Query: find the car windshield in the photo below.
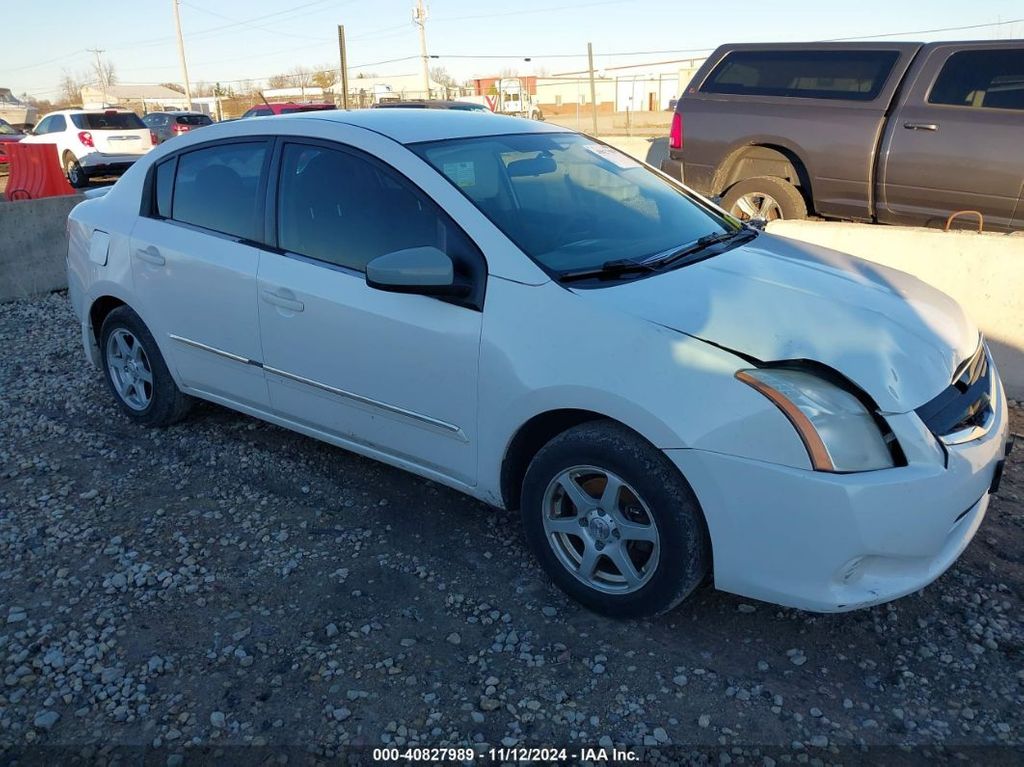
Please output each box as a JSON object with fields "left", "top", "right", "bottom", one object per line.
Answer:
{"left": 0, "top": 119, "right": 18, "bottom": 135}
{"left": 412, "top": 133, "right": 735, "bottom": 275}
{"left": 71, "top": 112, "right": 146, "bottom": 130}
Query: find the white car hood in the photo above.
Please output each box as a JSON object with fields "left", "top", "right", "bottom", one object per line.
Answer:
{"left": 574, "top": 233, "right": 977, "bottom": 413}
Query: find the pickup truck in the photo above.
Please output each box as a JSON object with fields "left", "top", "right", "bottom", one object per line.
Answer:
{"left": 661, "top": 41, "right": 1024, "bottom": 231}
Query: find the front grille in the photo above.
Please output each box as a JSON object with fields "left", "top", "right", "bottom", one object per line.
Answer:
{"left": 916, "top": 342, "right": 993, "bottom": 443}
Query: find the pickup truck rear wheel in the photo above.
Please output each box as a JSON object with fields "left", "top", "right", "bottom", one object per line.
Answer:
{"left": 721, "top": 176, "right": 807, "bottom": 222}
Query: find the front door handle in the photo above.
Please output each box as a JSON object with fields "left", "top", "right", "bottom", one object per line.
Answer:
{"left": 134, "top": 245, "right": 165, "bottom": 266}
{"left": 261, "top": 288, "right": 305, "bottom": 313}
{"left": 903, "top": 122, "right": 938, "bottom": 131}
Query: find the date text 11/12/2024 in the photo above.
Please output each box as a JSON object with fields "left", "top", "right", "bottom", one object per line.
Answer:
{"left": 372, "top": 746, "right": 641, "bottom": 762}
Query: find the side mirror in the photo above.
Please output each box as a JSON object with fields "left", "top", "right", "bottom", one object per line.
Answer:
{"left": 746, "top": 218, "right": 768, "bottom": 231}
{"left": 366, "top": 246, "right": 471, "bottom": 297}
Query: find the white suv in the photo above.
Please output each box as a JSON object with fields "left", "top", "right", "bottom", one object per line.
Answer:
{"left": 22, "top": 109, "right": 154, "bottom": 187}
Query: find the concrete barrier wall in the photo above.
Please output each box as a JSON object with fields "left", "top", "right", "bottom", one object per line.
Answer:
{"left": 768, "top": 220, "right": 1024, "bottom": 400}
{"left": 0, "top": 195, "right": 83, "bottom": 303}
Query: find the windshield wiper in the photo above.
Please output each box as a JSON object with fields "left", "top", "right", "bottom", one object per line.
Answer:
{"left": 644, "top": 228, "right": 758, "bottom": 270}
{"left": 557, "top": 258, "right": 659, "bottom": 283}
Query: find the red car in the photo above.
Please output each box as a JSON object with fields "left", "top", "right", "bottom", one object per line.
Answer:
{"left": 239, "top": 102, "right": 336, "bottom": 119}
{"left": 0, "top": 118, "right": 24, "bottom": 166}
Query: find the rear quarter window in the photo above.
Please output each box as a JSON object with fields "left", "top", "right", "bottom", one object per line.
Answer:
{"left": 701, "top": 49, "right": 901, "bottom": 101}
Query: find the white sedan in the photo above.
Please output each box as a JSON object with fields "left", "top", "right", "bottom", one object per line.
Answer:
{"left": 66, "top": 110, "right": 1012, "bottom": 617}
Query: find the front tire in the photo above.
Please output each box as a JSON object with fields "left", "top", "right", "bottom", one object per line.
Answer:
{"left": 64, "top": 152, "right": 88, "bottom": 189}
{"left": 99, "top": 306, "right": 193, "bottom": 427}
{"left": 521, "top": 421, "right": 710, "bottom": 618}
{"left": 721, "top": 175, "right": 807, "bottom": 222}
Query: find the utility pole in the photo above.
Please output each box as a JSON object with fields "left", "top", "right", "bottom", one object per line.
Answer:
{"left": 87, "top": 48, "right": 107, "bottom": 105}
{"left": 171, "top": 0, "right": 193, "bottom": 110}
{"left": 587, "top": 42, "right": 598, "bottom": 136}
{"left": 413, "top": 0, "right": 430, "bottom": 98}
{"left": 337, "top": 25, "right": 350, "bottom": 109}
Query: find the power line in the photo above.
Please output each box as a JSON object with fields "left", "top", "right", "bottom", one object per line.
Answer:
{"left": 821, "top": 17, "right": 1024, "bottom": 41}
{"left": 180, "top": 1, "right": 331, "bottom": 42}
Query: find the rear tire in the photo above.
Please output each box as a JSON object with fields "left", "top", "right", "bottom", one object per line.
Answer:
{"left": 721, "top": 176, "right": 807, "bottom": 222}
{"left": 520, "top": 421, "right": 711, "bottom": 618}
{"left": 64, "top": 152, "right": 88, "bottom": 189}
{"left": 99, "top": 306, "right": 193, "bottom": 427}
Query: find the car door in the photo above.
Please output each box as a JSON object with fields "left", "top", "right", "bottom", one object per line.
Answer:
{"left": 257, "top": 138, "right": 485, "bottom": 485}
{"left": 130, "top": 139, "right": 272, "bottom": 409}
{"left": 879, "top": 43, "right": 1024, "bottom": 231}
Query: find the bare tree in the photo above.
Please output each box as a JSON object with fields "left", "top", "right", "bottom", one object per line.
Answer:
{"left": 58, "top": 70, "right": 84, "bottom": 106}
{"left": 91, "top": 57, "right": 117, "bottom": 88}
{"left": 289, "top": 66, "right": 313, "bottom": 89}
{"left": 430, "top": 66, "right": 456, "bottom": 88}
{"left": 267, "top": 74, "right": 290, "bottom": 89}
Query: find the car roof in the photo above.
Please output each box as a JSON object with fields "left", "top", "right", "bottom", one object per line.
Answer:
{"left": 278, "top": 108, "right": 563, "bottom": 144}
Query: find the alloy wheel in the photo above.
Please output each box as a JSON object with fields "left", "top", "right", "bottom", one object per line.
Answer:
{"left": 105, "top": 329, "right": 154, "bottom": 411}
{"left": 732, "top": 192, "right": 783, "bottom": 221}
{"left": 541, "top": 466, "right": 660, "bottom": 595}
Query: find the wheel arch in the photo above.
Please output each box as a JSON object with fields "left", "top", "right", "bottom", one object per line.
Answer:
{"left": 500, "top": 408, "right": 664, "bottom": 511}
{"left": 714, "top": 143, "right": 814, "bottom": 212}
{"left": 89, "top": 294, "right": 128, "bottom": 347}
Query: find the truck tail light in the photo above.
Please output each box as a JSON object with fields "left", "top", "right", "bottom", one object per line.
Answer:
{"left": 669, "top": 113, "right": 683, "bottom": 151}
{"left": 78, "top": 131, "right": 94, "bottom": 148}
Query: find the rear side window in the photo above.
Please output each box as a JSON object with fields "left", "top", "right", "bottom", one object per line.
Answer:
{"left": 929, "top": 49, "right": 1024, "bottom": 111}
{"left": 171, "top": 142, "right": 267, "bottom": 240}
{"left": 71, "top": 112, "right": 146, "bottom": 130}
{"left": 701, "top": 50, "right": 900, "bottom": 101}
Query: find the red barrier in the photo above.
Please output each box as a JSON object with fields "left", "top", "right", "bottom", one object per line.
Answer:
{"left": 3, "top": 142, "right": 76, "bottom": 201}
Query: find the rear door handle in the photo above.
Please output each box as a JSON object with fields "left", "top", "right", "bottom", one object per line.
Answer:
{"left": 903, "top": 122, "right": 938, "bottom": 131}
{"left": 261, "top": 288, "right": 305, "bottom": 313}
{"left": 134, "top": 246, "right": 165, "bottom": 266}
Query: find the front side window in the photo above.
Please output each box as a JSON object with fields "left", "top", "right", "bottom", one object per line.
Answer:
{"left": 928, "top": 49, "right": 1024, "bottom": 111}
{"left": 413, "top": 132, "right": 732, "bottom": 275}
{"left": 172, "top": 142, "right": 267, "bottom": 240}
{"left": 276, "top": 143, "right": 480, "bottom": 277}
{"left": 0, "top": 119, "right": 19, "bottom": 136}
{"left": 33, "top": 116, "right": 53, "bottom": 134}
{"left": 701, "top": 49, "right": 900, "bottom": 101}
{"left": 49, "top": 115, "right": 67, "bottom": 133}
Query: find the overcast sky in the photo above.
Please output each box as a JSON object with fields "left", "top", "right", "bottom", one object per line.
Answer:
{"left": 9, "top": 0, "right": 1024, "bottom": 99}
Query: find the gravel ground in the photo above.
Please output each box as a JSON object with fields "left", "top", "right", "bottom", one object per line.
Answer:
{"left": 1, "top": 292, "right": 1022, "bottom": 764}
